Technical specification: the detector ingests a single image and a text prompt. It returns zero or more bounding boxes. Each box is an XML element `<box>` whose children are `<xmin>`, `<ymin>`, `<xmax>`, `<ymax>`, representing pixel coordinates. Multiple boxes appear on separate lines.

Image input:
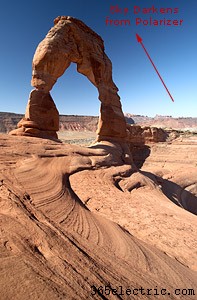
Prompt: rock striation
<box><xmin>0</xmin><ymin>112</ymin><xmax>24</xmax><ymax>133</ymax></box>
<box><xmin>10</xmin><ymin>16</ymin><xmax>127</xmax><ymax>141</ymax></box>
<box><xmin>1</xmin><ymin>134</ymin><xmax>197</xmax><ymax>299</ymax></box>
<box><xmin>59</xmin><ymin>115</ymin><xmax>98</xmax><ymax>132</ymax></box>
<box><xmin>0</xmin><ymin>112</ymin><xmax>99</xmax><ymax>134</ymax></box>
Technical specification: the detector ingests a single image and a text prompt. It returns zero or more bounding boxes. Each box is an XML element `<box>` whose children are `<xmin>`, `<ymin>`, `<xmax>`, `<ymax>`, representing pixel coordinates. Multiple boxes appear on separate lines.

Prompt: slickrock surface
<box><xmin>0</xmin><ymin>133</ymin><xmax>197</xmax><ymax>299</ymax></box>
<box><xmin>10</xmin><ymin>16</ymin><xmax>127</xmax><ymax>141</ymax></box>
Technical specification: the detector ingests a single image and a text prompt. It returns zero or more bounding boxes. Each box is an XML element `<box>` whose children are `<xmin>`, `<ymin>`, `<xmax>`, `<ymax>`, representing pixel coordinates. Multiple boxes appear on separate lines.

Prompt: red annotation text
<box><xmin>105</xmin><ymin>5</ymin><xmax>184</xmax><ymax>27</ymax></box>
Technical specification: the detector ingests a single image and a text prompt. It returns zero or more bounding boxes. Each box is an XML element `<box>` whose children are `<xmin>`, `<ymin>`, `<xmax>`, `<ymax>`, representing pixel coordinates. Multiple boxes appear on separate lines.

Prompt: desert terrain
<box><xmin>0</xmin><ymin>129</ymin><xmax>197</xmax><ymax>299</ymax></box>
<box><xmin>1</xmin><ymin>15</ymin><xmax>197</xmax><ymax>300</ymax></box>
<box><xmin>1</xmin><ymin>111</ymin><xmax>197</xmax><ymax>134</ymax></box>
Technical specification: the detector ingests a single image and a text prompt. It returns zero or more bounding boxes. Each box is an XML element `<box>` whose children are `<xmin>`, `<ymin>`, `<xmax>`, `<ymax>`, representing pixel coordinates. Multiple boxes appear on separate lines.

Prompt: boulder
<box><xmin>127</xmin><ymin>124</ymin><xmax>168</xmax><ymax>145</ymax></box>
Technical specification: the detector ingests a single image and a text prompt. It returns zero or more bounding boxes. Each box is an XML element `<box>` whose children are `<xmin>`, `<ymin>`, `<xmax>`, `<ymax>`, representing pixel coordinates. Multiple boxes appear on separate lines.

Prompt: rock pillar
<box><xmin>10</xmin><ymin>90</ymin><xmax>59</xmax><ymax>139</ymax></box>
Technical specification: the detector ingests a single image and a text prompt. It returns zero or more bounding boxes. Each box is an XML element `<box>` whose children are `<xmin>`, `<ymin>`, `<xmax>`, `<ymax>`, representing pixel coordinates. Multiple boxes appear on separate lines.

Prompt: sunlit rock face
<box><xmin>10</xmin><ymin>16</ymin><xmax>127</xmax><ymax>141</ymax></box>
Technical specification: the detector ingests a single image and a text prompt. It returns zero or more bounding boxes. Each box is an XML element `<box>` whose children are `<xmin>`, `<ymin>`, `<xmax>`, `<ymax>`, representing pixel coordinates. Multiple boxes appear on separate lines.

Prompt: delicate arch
<box><xmin>10</xmin><ymin>16</ymin><xmax>127</xmax><ymax>141</ymax></box>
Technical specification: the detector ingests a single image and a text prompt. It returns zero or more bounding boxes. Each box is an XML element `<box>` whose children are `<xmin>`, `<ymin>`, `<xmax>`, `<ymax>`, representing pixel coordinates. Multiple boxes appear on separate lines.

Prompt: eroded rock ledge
<box><xmin>0</xmin><ymin>134</ymin><xmax>197</xmax><ymax>299</ymax></box>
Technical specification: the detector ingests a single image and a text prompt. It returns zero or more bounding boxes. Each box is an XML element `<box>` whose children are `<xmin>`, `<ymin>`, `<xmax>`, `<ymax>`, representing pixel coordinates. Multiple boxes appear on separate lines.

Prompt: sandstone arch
<box><xmin>10</xmin><ymin>16</ymin><xmax>127</xmax><ymax>141</ymax></box>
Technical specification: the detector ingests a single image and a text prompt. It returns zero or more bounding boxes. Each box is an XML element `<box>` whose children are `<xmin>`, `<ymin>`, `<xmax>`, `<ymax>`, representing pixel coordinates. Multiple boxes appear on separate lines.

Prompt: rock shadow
<box><xmin>131</xmin><ymin>145</ymin><xmax>151</xmax><ymax>169</ymax></box>
<box><xmin>141</xmin><ymin>170</ymin><xmax>197</xmax><ymax>216</ymax></box>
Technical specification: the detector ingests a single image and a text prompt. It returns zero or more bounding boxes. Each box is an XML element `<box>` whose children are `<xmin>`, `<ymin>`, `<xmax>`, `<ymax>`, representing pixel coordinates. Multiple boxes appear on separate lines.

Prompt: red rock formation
<box><xmin>1</xmin><ymin>134</ymin><xmax>197</xmax><ymax>300</ymax></box>
<box><xmin>10</xmin><ymin>16</ymin><xmax>127</xmax><ymax>141</ymax></box>
<box><xmin>127</xmin><ymin>124</ymin><xmax>168</xmax><ymax>144</ymax></box>
<box><xmin>10</xmin><ymin>90</ymin><xmax>59</xmax><ymax>138</ymax></box>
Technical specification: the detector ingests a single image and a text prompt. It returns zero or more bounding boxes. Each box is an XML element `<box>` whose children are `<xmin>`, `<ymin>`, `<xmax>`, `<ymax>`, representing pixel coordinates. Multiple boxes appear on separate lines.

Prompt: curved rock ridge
<box><xmin>9</xmin><ymin>16</ymin><xmax>127</xmax><ymax>142</ymax></box>
<box><xmin>0</xmin><ymin>134</ymin><xmax>197</xmax><ymax>299</ymax></box>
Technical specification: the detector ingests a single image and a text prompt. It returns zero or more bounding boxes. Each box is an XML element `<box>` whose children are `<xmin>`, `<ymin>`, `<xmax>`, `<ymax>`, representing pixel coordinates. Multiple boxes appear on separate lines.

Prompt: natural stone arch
<box><xmin>10</xmin><ymin>16</ymin><xmax>127</xmax><ymax>141</ymax></box>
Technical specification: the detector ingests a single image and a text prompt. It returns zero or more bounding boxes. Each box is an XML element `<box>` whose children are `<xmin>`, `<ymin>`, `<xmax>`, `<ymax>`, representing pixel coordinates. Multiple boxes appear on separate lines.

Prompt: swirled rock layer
<box><xmin>0</xmin><ymin>134</ymin><xmax>197</xmax><ymax>299</ymax></box>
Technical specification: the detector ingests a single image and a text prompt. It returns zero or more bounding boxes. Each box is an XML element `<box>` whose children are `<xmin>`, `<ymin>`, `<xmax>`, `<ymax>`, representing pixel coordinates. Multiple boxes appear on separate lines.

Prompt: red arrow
<box><xmin>136</xmin><ymin>33</ymin><xmax>174</xmax><ymax>102</ymax></box>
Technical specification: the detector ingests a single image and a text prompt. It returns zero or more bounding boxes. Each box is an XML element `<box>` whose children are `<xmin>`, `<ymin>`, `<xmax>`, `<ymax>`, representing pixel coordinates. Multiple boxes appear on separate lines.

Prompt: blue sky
<box><xmin>0</xmin><ymin>0</ymin><xmax>196</xmax><ymax>117</ymax></box>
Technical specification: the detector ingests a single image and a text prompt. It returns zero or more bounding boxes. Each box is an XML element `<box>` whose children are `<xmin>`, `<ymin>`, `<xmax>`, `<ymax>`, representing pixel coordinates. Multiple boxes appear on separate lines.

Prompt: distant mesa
<box><xmin>9</xmin><ymin>16</ymin><xmax>127</xmax><ymax>142</ymax></box>
<box><xmin>3</xmin><ymin>112</ymin><xmax>197</xmax><ymax>134</ymax></box>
